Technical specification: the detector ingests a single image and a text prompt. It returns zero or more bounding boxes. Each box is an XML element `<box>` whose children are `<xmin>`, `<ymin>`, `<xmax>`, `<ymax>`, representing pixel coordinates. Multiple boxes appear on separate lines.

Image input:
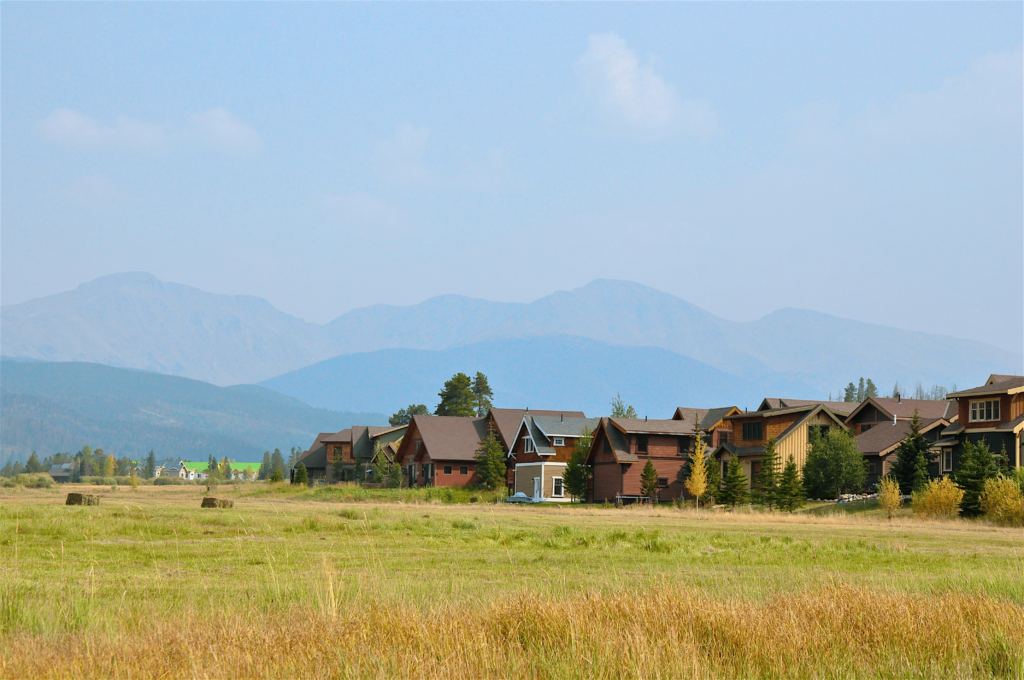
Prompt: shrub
<box><xmin>9</xmin><ymin>473</ymin><xmax>53</xmax><ymax>489</ymax></box>
<box><xmin>877</xmin><ymin>476</ymin><xmax>902</xmax><ymax>520</ymax></box>
<box><xmin>153</xmin><ymin>477</ymin><xmax>187</xmax><ymax>486</ymax></box>
<box><xmin>912</xmin><ymin>476</ymin><xmax>963</xmax><ymax>519</ymax></box>
<box><xmin>979</xmin><ymin>476</ymin><xmax>1024</xmax><ymax>526</ymax></box>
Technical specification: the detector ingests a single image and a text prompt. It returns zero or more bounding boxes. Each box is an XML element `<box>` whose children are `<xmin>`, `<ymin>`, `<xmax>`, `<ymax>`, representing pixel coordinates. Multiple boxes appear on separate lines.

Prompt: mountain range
<box><xmin>0</xmin><ymin>358</ymin><xmax>383</xmax><ymax>465</ymax></box>
<box><xmin>2</xmin><ymin>273</ymin><xmax>1019</xmax><ymax>396</ymax></box>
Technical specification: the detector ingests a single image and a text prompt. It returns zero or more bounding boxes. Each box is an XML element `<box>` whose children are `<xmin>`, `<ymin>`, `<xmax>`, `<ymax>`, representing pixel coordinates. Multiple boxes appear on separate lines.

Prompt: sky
<box><xmin>2</xmin><ymin>3</ymin><xmax>1022</xmax><ymax>354</ymax></box>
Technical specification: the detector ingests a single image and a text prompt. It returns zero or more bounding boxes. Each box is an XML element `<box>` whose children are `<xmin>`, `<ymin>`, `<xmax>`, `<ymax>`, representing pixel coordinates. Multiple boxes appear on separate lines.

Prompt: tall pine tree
<box><xmin>890</xmin><ymin>411</ymin><xmax>933</xmax><ymax>494</ymax></box>
<box><xmin>640</xmin><ymin>459</ymin><xmax>659</xmax><ymax>501</ymax></box>
<box><xmin>777</xmin><ymin>455</ymin><xmax>805</xmax><ymax>512</ymax></box>
<box><xmin>865</xmin><ymin>379</ymin><xmax>878</xmax><ymax>398</ymax></box>
<box><xmin>856</xmin><ymin>378</ymin><xmax>866</xmax><ymax>401</ymax></box>
<box><xmin>145</xmin><ymin>450</ymin><xmax>156</xmax><ymax>479</ymax></box>
<box><xmin>754</xmin><ymin>437</ymin><xmax>781</xmax><ymax>510</ymax></box>
<box><xmin>844</xmin><ymin>383</ymin><xmax>857</xmax><ymax>402</ymax></box>
<box><xmin>719</xmin><ymin>456</ymin><xmax>747</xmax><ymax>507</ymax></box>
<box><xmin>435</xmin><ymin>373</ymin><xmax>476</xmax><ymax>417</ymax></box>
<box><xmin>563</xmin><ymin>427</ymin><xmax>593</xmax><ymax>502</ymax></box>
<box><xmin>258</xmin><ymin>451</ymin><xmax>272</xmax><ymax>480</ymax></box>
<box><xmin>954</xmin><ymin>438</ymin><xmax>1000</xmax><ymax>517</ymax></box>
<box><xmin>474</xmin><ymin>429</ymin><xmax>507</xmax><ymax>491</ymax></box>
<box><xmin>471</xmin><ymin>372</ymin><xmax>494</xmax><ymax>416</ymax></box>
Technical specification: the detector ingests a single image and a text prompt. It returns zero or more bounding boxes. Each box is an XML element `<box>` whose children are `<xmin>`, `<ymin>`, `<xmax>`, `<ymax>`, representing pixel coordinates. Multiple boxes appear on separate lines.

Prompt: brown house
<box><xmin>484</xmin><ymin>407</ymin><xmax>586</xmax><ymax>490</ymax></box>
<box><xmin>713</xmin><ymin>400</ymin><xmax>850</xmax><ymax>488</ymax></box>
<box><xmin>943</xmin><ymin>375</ymin><xmax>1024</xmax><ymax>470</ymax></box>
<box><xmin>392</xmin><ymin>415</ymin><xmax>489</xmax><ymax>487</ymax></box>
<box><xmin>855</xmin><ymin>416</ymin><xmax>952</xmax><ymax>488</ymax></box>
<box><xmin>671</xmin><ymin>406</ymin><xmax>741</xmax><ymax>449</ymax></box>
<box><xmin>586</xmin><ymin>417</ymin><xmax>696</xmax><ymax>503</ymax></box>
<box><xmin>844</xmin><ymin>396</ymin><xmax>957</xmax><ymax>435</ymax></box>
<box><xmin>298</xmin><ymin>425</ymin><xmax>406</xmax><ymax>483</ymax></box>
<box><xmin>507</xmin><ymin>414</ymin><xmax>599</xmax><ymax>500</ymax></box>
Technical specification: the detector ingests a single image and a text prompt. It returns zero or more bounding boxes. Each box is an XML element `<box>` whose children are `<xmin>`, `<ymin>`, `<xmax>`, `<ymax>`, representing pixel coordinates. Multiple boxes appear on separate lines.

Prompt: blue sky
<box><xmin>2</xmin><ymin>3</ymin><xmax>1021</xmax><ymax>353</ymax></box>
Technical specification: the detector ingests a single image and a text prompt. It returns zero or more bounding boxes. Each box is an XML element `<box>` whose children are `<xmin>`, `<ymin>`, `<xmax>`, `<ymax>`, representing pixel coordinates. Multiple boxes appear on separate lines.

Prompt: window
<box><xmin>552</xmin><ymin>477</ymin><xmax>564</xmax><ymax>497</ymax></box>
<box><xmin>553</xmin><ymin>438</ymin><xmax>565</xmax><ymax>447</ymax></box>
<box><xmin>719</xmin><ymin>430</ymin><xmax>730</xmax><ymax>444</ymax></box>
<box><xmin>969</xmin><ymin>400</ymin><xmax>1000</xmax><ymax>422</ymax></box>
<box><xmin>861</xmin><ymin>424</ymin><xmax>872</xmax><ymax>433</ymax></box>
<box><xmin>443</xmin><ymin>465</ymin><xmax>452</xmax><ymax>475</ymax></box>
<box><xmin>942</xmin><ymin>450</ymin><xmax>953</xmax><ymax>472</ymax></box>
<box><xmin>524</xmin><ymin>438</ymin><xmax>535</xmax><ymax>453</ymax></box>
<box><xmin>742</xmin><ymin>421</ymin><xmax>763</xmax><ymax>441</ymax></box>
<box><xmin>460</xmin><ymin>465</ymin><xmax>469</xmax><ymax>475</ymax></box>
<box><xmin>657</xmin><ymin>477</ymin><xmax>669</xmax><ymax>488</ymax></box>
<box><xmin>751</xmin><ymin>461</ymin><xmax>763</xmax><ymax>476</ymax></box>
<box><xmin>678</xmin><ymin>437</ymin><xmax>689</xmax><ymax>455</ymax></box>
<box><xmin>809</xmin><ymin>425</ymin><xmax>830</xmax><ymax>440</ymax></box>
<box><xmin>866</xmin><ymin>461</ymin><xmax>878</xmax><ymax>475</ymax></box>
<box><xmin>636</xmin><ymin>435</ymin><xmax>649</xmax><ymax>453</ymax></box>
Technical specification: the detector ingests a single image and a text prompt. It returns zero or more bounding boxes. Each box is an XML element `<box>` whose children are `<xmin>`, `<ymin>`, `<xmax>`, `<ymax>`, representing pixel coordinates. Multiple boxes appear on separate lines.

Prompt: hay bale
<box><xmin>201</xmin><ymin>497</ymin><xmax>234</xmax><ymax>509</ymax></box>
<box><xmin>66</xmin><ymin>493</ymin><xmax>100</xmax><ymax>506</ymax></box>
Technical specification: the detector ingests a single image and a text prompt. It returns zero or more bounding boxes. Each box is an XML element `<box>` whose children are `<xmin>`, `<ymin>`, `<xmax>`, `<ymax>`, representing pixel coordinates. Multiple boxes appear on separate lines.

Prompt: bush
<box><xmin>979</xmin><ymin>476</ymin><xmax>1024</xmax><ymax>526</ymax></box>
<box><xmin>912</xmin><ymin>476</ymin><xmax>963</xmax><ymax>519</ymax></box>
<box><xmin>6</xmin><ymin>473</ymin><xmax>53</xmax><ymax>489</ymax></box>
<box><xmin>877</xmin><ymin>476</ymin><xmax>902</xmax><ymax>520</ymax></box>
<box><xmin>154</xmin><ymin>477</ymin><xmax>188</xmax><ymax>486</ymax></box>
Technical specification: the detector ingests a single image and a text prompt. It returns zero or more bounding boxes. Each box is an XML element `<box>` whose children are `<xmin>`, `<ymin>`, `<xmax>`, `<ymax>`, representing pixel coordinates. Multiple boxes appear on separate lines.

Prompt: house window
<box><xmin>657</xmin><ymin>477</ymin><xmax>669</xmax><ymax>488</ymax></box>
<box><xmin>719</xmin><ymin>430</ymin><xmax>730</xmax><ymax>444</ymax></box>
<box><xmin>866</xmin><ymin>461</ymin><xmax>878</xmax><ymax>475</ymax></box>
<box><xmin>809</xmin><ymin>425</ymin><xmax>830</xmax><ymax>440</ymax></box>
<box><xmin>552</xmin><ymin>477</ymin><xmax>564</xmax><ymax>497</ymax></box>
<box><xmin>751</xmin><ymin>461</ymin><xmax>763</xmax><ymax>477</ymax></box>
<box><xmin>861</xmin><ymin>424</ymin><xmax>872</xmax><ymax>433</ymax></box>
<box><xmin>443</xmin><ymin>465</ymin><xmax>452</xmax><ymax>475</ymax></box>
<box><xmin>742</xmin><ymin>422</ymin><xmax>763</xmax><ymax>441</ymax></box>
<box><xmin>460</xmin><ymin>465</ymin><xmax>469</xmax><ymax>475</ymax></box>
<box><xmin>969</xmin><ymin>400</ymin><xmax>1000</xmax><ymax>422</ymax></box>
<box><xmin>524</xmin><ymin>438</ymin><xmax>535</xmax><ymax>453</ymax></box>
<box><xmin>553</xmin><ymin>438</ymin><xmax>565</xmax><ymax>447</ymax></box>
<box><xmin>942</xmin><ymin>450</ymin><xmax>953</xmax><ymax>472</ymax></box>
<box><xmin>636</xmin><ymin>435</ymin><xmax>649</xmax><ymax>453</ymax></box>
<box><xmin>415</xmin><ymin>441</ymin><xmax>421</xmax><ymax>452</ymax></box>
<box><xmin>678</xmin><ymin>437</ymin><xmax>689</xmax><ymax>455</ymax></box>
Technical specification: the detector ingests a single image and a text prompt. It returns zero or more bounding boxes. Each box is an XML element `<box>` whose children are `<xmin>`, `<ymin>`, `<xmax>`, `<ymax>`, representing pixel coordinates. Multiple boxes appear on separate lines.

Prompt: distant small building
<box><xmin>47</xmin><ymin>463</ymin><xmax>74</xmax><ymax>483</ymax></box>
<box><xmin>297</xmin><ymin>425</ymin><xmax>407</xmax><ymax>483</ymax></box>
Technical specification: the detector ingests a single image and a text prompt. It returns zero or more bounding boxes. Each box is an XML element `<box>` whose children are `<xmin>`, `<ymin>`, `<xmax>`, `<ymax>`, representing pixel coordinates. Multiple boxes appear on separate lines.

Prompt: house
<box><xmin>942</xmin><ymin>375</ymin><xmax>1024</xmax><ymax>471</ymax></box>
<box><xmin>392</xmin><ymin>415</ymin><xmax>489</xmax><ymax>487</ymax></box>
<box><xmin>713</xmin><ymin>400</ymin><xmax>850</xmax><ymax>489</ymax></box>
<box><xmin>671</xmin><ymin>406</ymin><xmax>741</xmax><ymax>449</ymax></box>
<box><xmin>484</xmin><ymin>407</ymin><xmax>587</xmax><ymax>490</ymax></box>
<box><xmin>855</xmin><ymin>417</ymin><xmax>952</xmax><ymax>488</ymax></box>
<box><xmin>586</xmin><ymin>417</ymin><xmax>696</xmax><ymax>503</ymax></box>
<box><xmin>506</xmin><ymin>414</ymin><xmax>599</xmax><ymax>501</ymax></box>
<box><xmin>844</xmin><ymin>396</ymin><xmax>957</xmax><ymax>435</ymax></box>
<box><xmin>294</xmin><ymin>433</ymin><xmax>334</xmax><ymax>482</ymax></box>
<box><xmin>322</xmin><ymin>425</ymin><xmax>407</xmax><ymax>482</ymax></box>
<box><xmin>47</xmin><ymin>463</ymin><xmax>73</xmax><ymax>483</ymax></box>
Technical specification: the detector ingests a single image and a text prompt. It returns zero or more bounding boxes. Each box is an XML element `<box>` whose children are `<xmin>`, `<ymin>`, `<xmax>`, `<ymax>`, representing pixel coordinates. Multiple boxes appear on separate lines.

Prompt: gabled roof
<box><xmin>412</xmin><ymin>415</ymin><xmax>489</xmax><ymax>462</ymax></box>
<box><xmin>487</xmin><ymin>408</ymin><xmax>586</xmax><ymax>449</ymax></box>
<box><xmin>321</xmin><ymin>429</ymin><xmax>352</xmax><ymax>444</ymax></box>
<box><xmin>948</xmin><ymin>375</ymin><xmax>1024</xmax><ymax>398</ymax></box>
<box><xmin>716</xmin><ymin>442</ymin><xmax>766</xmax><ymax>458</ymax></box>
<box><xmin>587</xmin><ymin>417</ymin><xmax>639</xmax><ymax>464</ymax></box>
<box><xmin>844</xmin><ymin>397</ymin><xmax>956</xmax><ymax>424</ymax></box>
<box><xmin>610</xmin><ymin>418</ymin><xmax>692</xmax><ymax>436</ymax></box>
<box><xmin>855</xmin><ymin>418</ymin><xmax>948</xmax><ymax>457</ymax></box>
<box><xmin>295</xmin><ymin>432</ymin><xmax>333</xmax><ymax>468</ymax></box>
<box><xmin>756</xmin><ymin>398</ymin><xmax>859</xmax><ymax>416</ymax></box>
<box><xmin>715</xmin><ymin>404</ymin><xmax>848</xmax><ymax>458</ymax></box>
<box><xmin>509</xmin><ymin>415</ymin><xmax>600</xmax><ymax>457</ymax></box>
<box><xmin>671</xmin><ymin>406</ymin><xmax>740</xmax><ymax>431</ymax></box>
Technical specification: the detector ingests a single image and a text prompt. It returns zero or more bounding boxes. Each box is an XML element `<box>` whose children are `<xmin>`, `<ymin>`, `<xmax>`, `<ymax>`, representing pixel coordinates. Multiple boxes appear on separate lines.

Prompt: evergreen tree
<box><xmin>79</xmin><ymin>446</ymin><xmax>94</xmax><ymax>477</ymax></box>
<box><xmin>471</xmin><ymin>372</ymin><xmax>494</xmax><ymax>416</ymax></box>
<box><xmin>206</xmin><ymin>455</ymin><xmax>218</xmax><ymax>475</ymax></box>
<box><xmin>610</xmin><ymin>393</ymin><xmax>638</xmax><ymax>419</ymax></box>
<box><xmin>754</xmin><ymin>437</ymin><xmax>781</xmax><ymax>510</ymax></box>
<box><xmin>856</xmin><ymin>378</ymin><xmax>866</xmax><ymax>402</ymax></box>
<box><xmin>843</xmin><ymin>383</ymin><xmax>857</xmax><ymax>402</ymax></box>
<box><xmin>293</xmin><ymin>463</ymin><xmax>308</xmax><ymax>485</ymax></box>
<box><xmin>703</xmin><ymin>454</ymin><xmax>722</xmax><ymax>506</ymax></box>
<box><xmin>474</xmin><ymin>430</ymin><xmax>506</xmax><ymax>491</ymax></box>
<box><xmin>954</xmin><ymin>438</ymin><xmax>1000</xmax><ymax>517</ymax></box>
<box><xmin>890</xmin><ymin>411</ymin><xmax>933</xmax><ymax>494</ymax></box>
<box><xmin>270</xmin><ymin>448</ymin><xmax>286</xmax><ymax>480</ymax></box>
<box><xmin>389</xmin><ymin>404</ymin><xmax>429</xmax><ymax>427</ymax></box>
<box><xmin>435</xmin><ymin>373</ymin><xmax>477</xmax><ymax>417</ymax></box>
<box><xmin>802</xmin><ymin>427</ymin><xmax>866</xmax><ymax>499</ymax></box>
<box><xmin>220</xmin><ymin>456</ymin><xmax>233</xmax><ymax>481</ymax></box>
<box><xmin>719</xmin><ymin>456</ymin><xmax>748</xmax><ymax>507</ymax></box>
<box><xmin>777</xmin><ymin>456</ymin><xmax>805</xmax><ymax>512</ymax></box>
<box><xmin>865</xmin><ymin>379</ymin><xmax>878</xmax><ymax>399</ymax></box>
<box><xmin>563</xmin><ymin>427</ymin><xmax>593</xmax><ymax>502</ymax></box>
<box><xmin>371</xmin><ymin>442</ymin><xmax>403</xmax><ymax>488</ymax></box>
<box><xmin>24</xmin><ymin>452</ymin><xmax>43</xmax><ymax>474</ymax></box>
<box><xmin>269</xmin><ymin>467</ymin><xmax>283</xmax><ymax>483</ymax></box>
<box><xmin>258</xmin><ymin>451</ymin><xmax>272</xmax><ymax>480</ymax></box>
<box><xmin>145</xmin><ymin>450</ymin><xmax>156</xmax><ymax>479</ymax></box>
<box><xmin>640</xmin><ymin>459</ymin><xmax>659</xmax><ymax>501</ymax></box>
<box><xmin>891</xmin><ymin>382</ymin><xmax>901</xmax><ymax>399</ymax></box>
<box><xmin>684</xmin><ymin>415</ymin><xmax>708</xmax><ymax>511</ymax></box>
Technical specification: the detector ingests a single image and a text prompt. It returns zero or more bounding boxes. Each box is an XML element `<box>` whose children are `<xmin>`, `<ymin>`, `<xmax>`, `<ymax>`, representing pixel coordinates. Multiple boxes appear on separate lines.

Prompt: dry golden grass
<box><xmin>2</xmin><ymin>484</ymin><xmax>1023</xmax><ymax>679</ymax></box>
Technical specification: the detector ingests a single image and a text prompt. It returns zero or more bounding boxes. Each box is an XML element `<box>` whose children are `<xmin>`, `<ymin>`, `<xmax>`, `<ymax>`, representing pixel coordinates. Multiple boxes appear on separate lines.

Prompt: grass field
<box><xmin>1</xmin><ymin>483</ymin><xmax>1022</xmax><ymax>679</ymax></box>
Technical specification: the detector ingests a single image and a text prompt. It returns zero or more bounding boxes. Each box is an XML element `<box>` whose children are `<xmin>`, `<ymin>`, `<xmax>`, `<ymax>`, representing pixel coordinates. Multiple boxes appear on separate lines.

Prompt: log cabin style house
<box><xmin>506</xmin><ymin>414</ymin><xmax>599</xmax><ymax>501</ymax></box>
<box><xmin>941</xmin><ymin>374</ymin><xmax>1024</xmax><ymax>471</ymax></box>
<box><xmin>713</xmin><ymin>400</ymin><xmax>851</xmax><ymax>489</ymax></box>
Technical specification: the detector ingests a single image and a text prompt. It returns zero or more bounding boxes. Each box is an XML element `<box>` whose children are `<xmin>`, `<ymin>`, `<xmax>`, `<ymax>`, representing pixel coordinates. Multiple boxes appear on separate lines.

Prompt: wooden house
<box><xmin>942</xmin><ymin>375</ymin><xmax>1024</xmax><ymax>471</ymax></box>
<box><xmin>671</xmin><ymin>406</ymin><xmax>741</xmax><ymax>449</ymax></box>
<box><xmin>297</xmin><ymin>425</ymin><xmax>406</xmax><ymax>483</ymax></box>
<box><xmin>712</xmin><ymin>400</ymin><xmax>850</xmax><ymax>488</ymax></box>
<box><xmin>855</xmin><ymin>416</ymin><xmax>952</xmax><ymax>488</ymax></box>
<box><xmin>585</xmin><ymin>417</ymin><xmax>695</xmax><ymax>503</ymax></box>
<box><xmin>392</xmin><ymin>415</ymin><xmax>488</xmax><ymax>487</ymax></box>
<box><xmin>506</xmin><ymin>414</ymin><xmax>599</xmax><ymax>501</ymax></box>
<box><xmin>484</xmin><ymin>407</ymin><xmax>587</xmax><ymax>491</ymax></box>
<box><xmin>844</xmin><ymin>396</ymin><xmax>957</xmax><ymax>435</ymax></box>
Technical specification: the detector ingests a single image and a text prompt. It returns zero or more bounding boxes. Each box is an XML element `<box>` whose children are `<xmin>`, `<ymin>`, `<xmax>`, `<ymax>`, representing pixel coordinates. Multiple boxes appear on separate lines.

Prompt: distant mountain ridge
<box><xmin>0</xmin><ymin>359</ymin><xmax>384</xmax><ymax>464</ymax></box>
<box><xmin>2</xmin><ymin>273</ymin><xmax>1019</xmax><ymax>393</ymax></box>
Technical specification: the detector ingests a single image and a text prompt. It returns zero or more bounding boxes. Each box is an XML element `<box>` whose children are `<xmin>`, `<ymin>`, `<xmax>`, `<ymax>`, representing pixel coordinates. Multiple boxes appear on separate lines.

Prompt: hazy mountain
<box><xmin>3</xmin><ymin>273</ymin><xmax>1019</xmax><ymax>390</ymax></box>
<box><xmin>260</xmin><ymin>335</ymin><xmax>821</xmax><ymax>418</ymax></box>
<box><xmin>0</xmin><ymin>359</ymin><xmax>384</xmax><ymax>464</ymax></box>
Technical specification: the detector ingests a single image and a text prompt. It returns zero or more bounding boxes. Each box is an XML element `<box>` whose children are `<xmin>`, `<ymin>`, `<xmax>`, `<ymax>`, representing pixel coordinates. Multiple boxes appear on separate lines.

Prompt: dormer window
<box><xmin>524</xmin><ymin>438</ymin><xmax>535</xmax><ymax>453</ymax></box>
<box><xmin>969</xmin><ymin>400</ymin><xmax>1000</xmax><ymax>422</ymax></box>
<box><xmin>553</xmin><ymin>438</ymin><xmax>565</xmax><ymax>447</ymax></box>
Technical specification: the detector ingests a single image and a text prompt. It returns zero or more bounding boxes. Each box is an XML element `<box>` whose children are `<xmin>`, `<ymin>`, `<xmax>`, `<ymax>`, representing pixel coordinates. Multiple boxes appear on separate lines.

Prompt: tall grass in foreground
<box><xmin>3</xmin><ymin>584</ymin><xmax>1022</xmax><ymax>679</ymax></box>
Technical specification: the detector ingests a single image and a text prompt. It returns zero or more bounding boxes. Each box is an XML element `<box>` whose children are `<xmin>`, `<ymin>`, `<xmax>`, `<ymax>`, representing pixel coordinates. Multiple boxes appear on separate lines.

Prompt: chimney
<box><xmin>893</xmin><ymin>414</ymin><xmax>897</xmax><ymax>425</ymax></box>
<box><xmin>560</xmin><ymin>413</ymin><xmax>564</xmax><ymax>422</ymax></box>
<box><xmin>645</xmin><ymin>415</ymin><xmax>648</xmax><ymax>422</ymax></box>
<box><xmin>896</xmin><ymin>393</ymin><xmax>901</xmax><ymax>403</ymax></box>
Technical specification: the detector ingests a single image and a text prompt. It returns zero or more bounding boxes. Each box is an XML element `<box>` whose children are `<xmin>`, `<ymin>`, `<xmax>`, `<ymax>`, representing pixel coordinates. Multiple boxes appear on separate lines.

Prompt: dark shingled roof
<box><xmin>488</xmin><ymin>408</ymin><xmax>586</xmax><ymax>449</ymax></box>
<box><xmin>610</xmin><ymin>418</ymin><xmax>693</xmax><ymax>436</ymax></box>
<box><xmin>295</xmin><ymin>432</ymin><xmax>334</xmax><ymax>469</ymax></box>
<box><xmin>948</xmin><ymin>375</ymin><xmax>1024</xmax><ymax>398</ymax></box>
<box><xmin>594</xmin><ymin>417</ymin><xmax>639</xmax><ymax>463</ymax></box>
<box><xmin>995</xmin><ymin>414</ymin><xmax>1024</xmax><ymax>432</ymax></box>
<box><xmin>413</xmin><ymin>415</ymin><xmax>490</xmax><ymax>462</ymax></box>
<box><xmin>672</xmin><ymin>406</ymin><xmax>738</xmax><ymax>431</ymax></box>
<box><xmin>846</xmin><ymin>397</ymin><xmax>956</xmax><ymax>423</ymax></box>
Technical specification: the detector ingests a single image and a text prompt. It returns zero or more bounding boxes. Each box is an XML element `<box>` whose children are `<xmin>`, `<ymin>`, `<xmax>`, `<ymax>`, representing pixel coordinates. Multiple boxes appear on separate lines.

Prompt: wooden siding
<box><xmin>729</xmin><ymin>412</ymin><xmax>801</xmax><ymax>448</ymax></box>
<box><xmin>777</xmin><ymin>411</ymin><xmax>837</xmax><ymax>471</ymax></box>
<box><xmin>960</xmin><ymin>394</ymin><xmax>1015</xmax><ymax>430</ymax></box>
<box><xmin>514</xmin><ymin>463</ymin><xmax>568</xmax><ymax>499</ymax></box>
<box><xmin>509</xmin><ymin>431</ymin><xmax>576</xmax><ymax>465</ymax></box>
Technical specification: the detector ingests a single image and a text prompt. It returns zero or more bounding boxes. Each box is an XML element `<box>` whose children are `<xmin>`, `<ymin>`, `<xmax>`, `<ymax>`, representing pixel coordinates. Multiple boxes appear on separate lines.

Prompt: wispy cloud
<box><xmin>578</xmin><ymin>32</ymin><xmax>718</xmax><ymax>139</ymax></box>
<box><xmin>34</xmin><ymin>108</ymin><xmax>263</xmax><ymax>156</ymax></box>
<box><xmin>371</xmin><ymin>123</ymin><xmax>507</xmax><ymax>191</ymax></box>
